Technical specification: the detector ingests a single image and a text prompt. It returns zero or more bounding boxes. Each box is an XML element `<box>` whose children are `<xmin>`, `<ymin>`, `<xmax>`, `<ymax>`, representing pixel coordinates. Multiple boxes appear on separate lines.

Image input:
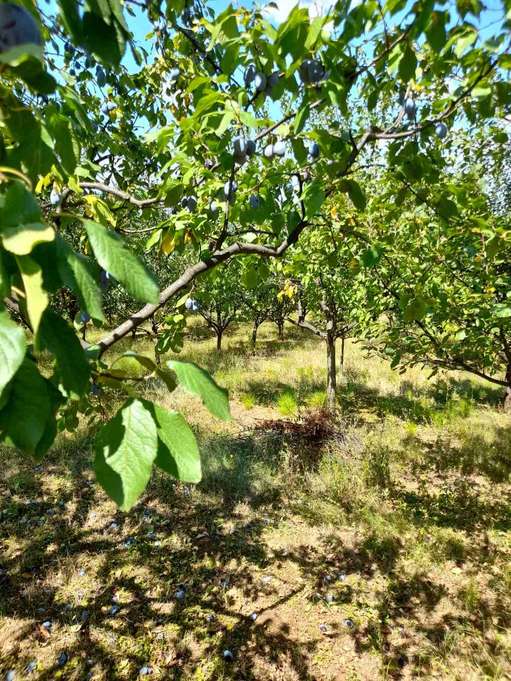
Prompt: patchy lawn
<box><xmin>1</xmin><ymin>322</ymin><xmax>510</xmax><ymax>680</ymax></box>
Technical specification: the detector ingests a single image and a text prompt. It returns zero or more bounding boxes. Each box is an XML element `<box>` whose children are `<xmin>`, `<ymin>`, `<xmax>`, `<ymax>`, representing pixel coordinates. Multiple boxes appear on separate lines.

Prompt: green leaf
<box><xmin>37</xmin><ymin>310</ymin><xmax>90</xmax><ymax>396</ymax></box>
<box><xmin>47</xmin><ymin>113</ymin><xmax>78</xmax><ymax>175</ymax></box>
<box><xmin>494</xmin><ymin>304</ymin><xmax>511</xmax><ymax>319</ymax></box>
<box><xmin>110</xmin><ymin>352</ymin><xmax>156</xmax><ymax>379</ymax></box>
<box><xmin>151</xmin><ymin>404</ymin><xmax>201</xmax><ymax>483</ymax></box>
<box><xmin>436</xmin><ymin>196</ymin><xmax>458</xmax><ymax>220</ymax></box>
<box><xmin>361</xmin><ymin>245</ymin><xmax>382</xmax><ymax>268</ymax></box>
<box><xmin>82</xmin><ymin>12</ymin><xmax>123</xmax><ymax>65</ymax></box>
<box><xmin>94</xmin><ymin>398</ymin><xmax>158</xmax><ymax>510</ymax></box>
<box><xmin>0</xmin><ymin>309</ymin><xmax>26</xmax><ymax>397</ymax></box>
<box><xmin>293</xmin><ymin>104</ymin><xmax>309</xmax><ymax>134</ymax></box>
<box><xmin>398</xmin><ymin>43</ymin><xmax>417</xmax><ymax>82</ymax></box>
<box><xmin>426</xmin><ymin>11</ymin><xmax>446</xmax><ymax>52</ymax></box>
<box><xmin>16</xmin><ymin>254</ymin><xmax>49</xmax><ymax>334</ymax></box>
<box><xmin>156</xmin><ymin>367</ymin><xmax>178</xmax><ymax>393</ymax></box>
<box><xmin>0</xmin><ymin>359</ymin><xmax>50</xmax><ymax>454</ymax></box>
<box><xmin>339</xmin><ymin>179</ymin><xmax>366</xmax><ymax>210</ymax></box>
<box><xmin>55</xmin><ymin>237</ymin><xmax>105</xmax><ymax>322</ymax></box>
<box><xmin>0</xmin><ymin>249</ymin><xmax>10</xmax><ymax>298</ymax></box>
<box><xmin>305</xmin><ymin>16</ymin><xmax>325</xmax><ymax>50</ymax></box>
<box><xmin>0</xmin><ymin>181</ymin><xmax>54</xmax><ymax>255</ymax></box>
<box><xmin>303</xmin><ymin>181</ymin><xmax>325</xmax><ymax>217</ymax></box>
<box><xmin>404</xmin><ymin>296</ymin><xmax>427</xmax><ymax>321</ymax></box>
<box><xmin>166</xmin><ymin>360</ymin><xmax>230</xmax><ymax>420</ymax></box>
<box><xmin>85</xmin><ymin>220</ymin><xmax>159</xmax><ymax>304</ymax></box>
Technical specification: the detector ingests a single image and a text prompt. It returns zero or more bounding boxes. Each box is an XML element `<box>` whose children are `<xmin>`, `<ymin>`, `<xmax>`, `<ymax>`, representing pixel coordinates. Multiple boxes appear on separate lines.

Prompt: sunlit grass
<box><xmin>1</xmin><ymin>320</ymin><xmax>510</xmax><ymax>679</ymax></box>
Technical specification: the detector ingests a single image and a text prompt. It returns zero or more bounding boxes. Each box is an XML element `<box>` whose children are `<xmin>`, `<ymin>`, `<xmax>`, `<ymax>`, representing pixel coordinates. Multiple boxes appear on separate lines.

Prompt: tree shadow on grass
<box><xmin>1</xmin><ymin>406</ymin><xmax>511</xmax><ymax>680</ymax></box>
<box><xmin>339</xmin><ymin>372</ymin><xmax>506</xmax><ymax>425</ymax></box>
<box><xmin>0</xmin><ymin>431</ymin><xmax>321</xmax><ymax>680</ymax></box>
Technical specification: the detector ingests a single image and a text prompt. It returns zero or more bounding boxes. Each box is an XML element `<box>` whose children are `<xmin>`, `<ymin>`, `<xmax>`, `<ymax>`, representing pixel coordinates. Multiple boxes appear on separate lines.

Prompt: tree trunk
<box><xmin>216</xmin><ymin>329</ymin><xmax>223</xmax><ymax>351</ymax></box>
<box><xmin>276</xmin><ymin>319</ymin><xmax>284</xmax><ymax>340</ymax></box>
<box><xmin>251</xmin><ymin>321</ymin><xmax>259</xmax><ymax>350</ymax></box>
<box><xmin>325</xmin><ymin>334</ymin><xmax>337</xmax><ymax>412</ymax></box>
<box><xmin>504</xmin><ymin>364</ymin><xmax>511</xmax><ymax>412</ymax></box>
<box><xmin>340</xmin><ymin>335</ymin><xmax>345</xmax><ymax>368</ymax></box>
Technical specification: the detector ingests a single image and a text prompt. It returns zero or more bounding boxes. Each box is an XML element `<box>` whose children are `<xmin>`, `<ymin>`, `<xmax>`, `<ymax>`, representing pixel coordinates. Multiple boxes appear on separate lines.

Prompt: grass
<box><xmin>1</xmin><ymin>319</ymin><xmax>511</xmax><ymax>680</ymax></box>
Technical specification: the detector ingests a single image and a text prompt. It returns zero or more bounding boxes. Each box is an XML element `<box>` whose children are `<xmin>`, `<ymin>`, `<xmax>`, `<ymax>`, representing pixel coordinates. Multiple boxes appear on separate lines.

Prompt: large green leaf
<box><xmin>398</xmin><ymin>43</ymin><xmax>417</xmax><ymax>82</ymax></box>
<box><xmin>47</xmin><ymin>113</ymin><xmax>78</xmax><ymax>175</ymax></box>
<box><xmin>166</xmin><ymin>360</ymin><xmax>231</xmax><ymax>420</ymax></box>
<box><xmin>0</xmin><ymin>359</ymin><xmax>50</xmax><ymax>454</ymax></box>
<box><xmin>0</xmin><ymin>309</ymin><xmax>26</xmax><ymax>397</ymax></box>
<box><xmin>303</xmin><ymin>181</ymin><xmax>325</xmax><ymax>218</ymax></box>
<box><xmin>151</xmin><ymin>403</ymin><xmax>201</xmax><ymax>483</ymax></box>
<box><xmin>94</xmin><ymin>398</ymin><xmax>158</xmax><ymax>510</ymax></box>
<box><xmin>339</xmin><ymin>179</ymin><xmax>367</xmax><ymax>211</ymax></box>
<box><xmin>16</xmin><ymin>254</ymin><xmax>49</xmax><ymax>334</ymax></box>
<box><xmin>37</xmin><ymin>310</ymin><xmax>90</xmax><ymax>396</ymax></box>
<box><xmin>110</xmin><ymin>352</ymin><xmax>156</xmax><ymax>379</ymax></box>
<box><xmin>0</xmin><ymin>181</ymin><xmax>54</xmax><ymax>255</ymax></box>
<box><xmin>55</xmin><ymin>237</ymin><xmax>105</xmax><ymax>322</ymax></box>
<box><xmin>85</xmin><ymin>221</ymin><xmax>159</xmax><ymax>304</ymax></box>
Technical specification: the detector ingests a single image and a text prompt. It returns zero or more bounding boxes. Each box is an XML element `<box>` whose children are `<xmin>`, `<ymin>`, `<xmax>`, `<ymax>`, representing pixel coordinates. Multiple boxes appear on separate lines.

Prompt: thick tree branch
<box><xmin>97</xmin><ymin>220</ymin><xmax>309</xmax><ymax>355</ymax></box>
<box><xmin>287</xmin><ymin>316</ymin><xmax>326</xmax><ymax>339</ymax></box>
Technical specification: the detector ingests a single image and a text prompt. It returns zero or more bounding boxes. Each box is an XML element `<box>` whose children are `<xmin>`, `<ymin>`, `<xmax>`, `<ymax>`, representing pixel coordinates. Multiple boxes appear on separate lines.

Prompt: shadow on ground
<box><xmin>1</xmin><ymin>406</ymin><xmax>511</xmax><ymax>679</ymax></box>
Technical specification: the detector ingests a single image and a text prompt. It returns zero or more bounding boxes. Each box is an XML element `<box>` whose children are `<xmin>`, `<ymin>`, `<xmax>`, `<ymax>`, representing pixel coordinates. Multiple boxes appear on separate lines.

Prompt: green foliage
<box><xmin>166</xmin><ymin>360</ymin><xmax>231</xmax><ymax>421</ymax></box>
<box><xmin>1</xmin><ymin>0</ymin><xmax>509</xmax><ymax>506</ymax></box>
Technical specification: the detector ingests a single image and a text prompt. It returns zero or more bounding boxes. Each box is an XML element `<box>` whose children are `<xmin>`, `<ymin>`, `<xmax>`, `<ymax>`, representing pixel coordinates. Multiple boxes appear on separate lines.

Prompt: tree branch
<box><xmin>287</xmin><ymin>316</ymin><xmax>326</xmax><ymax>338</ymax></box>
<box><xmin>97</xmin><ymin>220</ymin><xmax>309</xmax><ymax>355</ymax></box>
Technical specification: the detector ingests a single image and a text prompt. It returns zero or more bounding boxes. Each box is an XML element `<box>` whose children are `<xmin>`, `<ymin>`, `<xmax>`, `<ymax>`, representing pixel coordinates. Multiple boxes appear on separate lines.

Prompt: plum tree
<box><xmin>193</xmin><ymin>261</ymin><xmax>242</xmax><ymax>351</ymax></box>
<box><xmin>1</xmin><ymin>0</ymin><xmax>508</xmax><ymax>509</ymax></box>
<box><xmin>286</xmin><ymin>217</ymin><xmax>368</xmax><ymax>411</ymax></box>
<box><xmin>355</xmin><ymin>149</ymin><xmax>511</xmax><ymax>408</ymax></box>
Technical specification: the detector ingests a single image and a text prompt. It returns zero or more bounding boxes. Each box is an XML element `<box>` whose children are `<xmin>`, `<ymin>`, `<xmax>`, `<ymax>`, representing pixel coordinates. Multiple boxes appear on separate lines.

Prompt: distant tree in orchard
<box><xmin>286</xmin><ymin>220</ymin><xmax>368</xmax><ymax>411</ymax></box>
<box><xmin>193</xmin><ymin>260</ymin><xmax>242</xmax><ymax>351</ymax></box>
<box><xmin>358</xmin><ymin>156</ymin><xmax>511</xmax><ymax>408</ymax></box>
